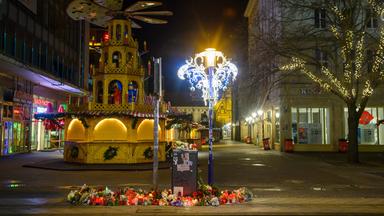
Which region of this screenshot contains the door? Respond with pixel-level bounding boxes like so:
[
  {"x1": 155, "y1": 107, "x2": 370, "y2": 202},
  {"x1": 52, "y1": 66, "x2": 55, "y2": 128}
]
[{"x1": 2, "y1": 121, "x2": 13, "y2": 155}]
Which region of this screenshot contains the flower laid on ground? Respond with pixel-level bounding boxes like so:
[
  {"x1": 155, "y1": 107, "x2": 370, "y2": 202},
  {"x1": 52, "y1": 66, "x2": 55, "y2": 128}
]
[{"x1": 67, "y1": 184, "x2": 253, "y2": 207}]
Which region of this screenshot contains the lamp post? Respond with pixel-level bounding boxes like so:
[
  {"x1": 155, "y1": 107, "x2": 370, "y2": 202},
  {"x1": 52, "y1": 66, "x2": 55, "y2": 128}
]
[{"x1": 178, "y1": 48, "x2": 238, "y2": 185}]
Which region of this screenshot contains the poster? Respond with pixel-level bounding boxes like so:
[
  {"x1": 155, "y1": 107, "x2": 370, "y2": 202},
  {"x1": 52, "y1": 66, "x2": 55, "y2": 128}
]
[
  {"x1": 298, "y1": 123, "x2": 308, "y2": 144},
  {"x1": 172, "y1": 150, "x2": 198, "y2": 196}
]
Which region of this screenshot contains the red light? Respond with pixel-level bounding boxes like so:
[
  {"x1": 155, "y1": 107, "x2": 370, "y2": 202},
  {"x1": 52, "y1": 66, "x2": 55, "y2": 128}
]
[{"x1": 103, "y1": 32, "x2": 110, "y2": 41}]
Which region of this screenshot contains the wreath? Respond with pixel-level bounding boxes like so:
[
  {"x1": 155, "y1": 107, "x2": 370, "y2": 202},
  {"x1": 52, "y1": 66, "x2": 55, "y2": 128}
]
[
  {"x1": 104, "y1": 146, "x2": 118, "y2": 161},
  {"x1": 143, "y1": 147, "x2": 153, "y2": 160},
  {"x1": 70, "y1": 146, "x2": 79, "y2": 159}
]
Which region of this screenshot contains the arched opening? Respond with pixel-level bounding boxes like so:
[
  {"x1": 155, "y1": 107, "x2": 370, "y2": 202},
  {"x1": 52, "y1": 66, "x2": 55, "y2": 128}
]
[
  {"x1": 116, "y1": 24, "x2": 121, "y2": 41},
  {"x1": 96, "y1": 81, "x2": 103, "y2": 103},
  {"x1": 126, "y1": 52, "x2": 133, "y2": 65},
  {"x1": 94, "y1": 118, "x2": 127, "y2": 140},
  {"x1": 67, "y1": 119, "x2": 85, "y2": 140},
  {"x1": 108, "y1": 80, "x2": 122, "y2": 104},
  {"x1": 128, "y1": 81, "x2": 138, "y2": 103},
  {"x1": 137, "y1": 119, "x2": 161, "y2": 141},
  {"x1": 112, "y1": 51, "x2": 121, "y2": 68}
]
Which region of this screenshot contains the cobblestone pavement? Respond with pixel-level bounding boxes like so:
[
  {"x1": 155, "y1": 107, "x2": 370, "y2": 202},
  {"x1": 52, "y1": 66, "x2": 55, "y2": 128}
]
[{"x1": 0, "y1": 140, "x2": 383, "y2": 215}]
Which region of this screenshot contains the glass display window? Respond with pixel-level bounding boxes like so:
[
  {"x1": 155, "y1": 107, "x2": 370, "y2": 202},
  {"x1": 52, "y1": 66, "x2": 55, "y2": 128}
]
[
  {"x1": 344, "y1": 107, "x2": 383, "y2": 145},
  {"x1": 291, "y1": 107, "x2": 330, "y2": 144}
]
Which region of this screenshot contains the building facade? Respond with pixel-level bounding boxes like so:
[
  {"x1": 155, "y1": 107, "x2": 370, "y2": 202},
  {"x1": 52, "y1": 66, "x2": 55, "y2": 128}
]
[
  {"x1": 242, "y1": 0, "x2": 384, "y2": 152},
  {"x1": 0, "y1": 0, "x2": 88, "y2": 155}
]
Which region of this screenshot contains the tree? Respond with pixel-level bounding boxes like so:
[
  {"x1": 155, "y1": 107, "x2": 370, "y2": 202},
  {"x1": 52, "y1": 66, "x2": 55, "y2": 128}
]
[{"x1": 265, "y1": 0, "x2": 384, "y2": 163}]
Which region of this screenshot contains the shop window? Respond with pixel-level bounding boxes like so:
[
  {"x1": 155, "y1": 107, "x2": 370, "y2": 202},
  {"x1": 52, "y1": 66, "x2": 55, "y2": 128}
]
[
  {"x1": 116, "y1": 24, "x2": 121, "y2": 41},
  {"x1": 112, "y1": 51, "x2": 121, "y2": 68},
  {"x1": 128, "y1": 81, "x2": 138, "y2": 103},
  {"x1": 344, "y1": 107, "x2": 382, "y2": 144},
  {"x1": 108, "y1": 80, "x2": 122, "y2": 105},
  {"x1": 291, "y1": 107, "x2": 330, "y2": 144},
  {"x1": 96, "y1": 81, "x2": 103, "y2": 103}
]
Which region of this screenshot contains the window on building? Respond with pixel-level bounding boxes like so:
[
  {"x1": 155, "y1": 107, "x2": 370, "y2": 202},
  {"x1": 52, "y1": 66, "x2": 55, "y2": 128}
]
[
  {"x1": 314, "y1": 8, "x2": 326, "y2": 28},
  {"x1": 366, "y1": 49, "x2": 374, "y2": 72},
  {"x1": 315, "y1": 48, "x2": 328, "y2": 71},
  {"x1": 366, "y1": 8, "x2": 378, "y2": 29},
  {"x1": 344, "y1": 107, "x2": 383, "y2": 145},
  {"x1": 291, "y1": 107, "x2": 330, "y2": 144}
]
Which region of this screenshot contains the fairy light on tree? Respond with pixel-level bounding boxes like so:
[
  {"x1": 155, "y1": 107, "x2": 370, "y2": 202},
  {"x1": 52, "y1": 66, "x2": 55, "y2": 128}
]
[
  {"x1": 178, "y1": 48, "x2": 238, "y2": 185},
  {"x1": 277, "y1": 0, "x2": 384, "y2": 163}
]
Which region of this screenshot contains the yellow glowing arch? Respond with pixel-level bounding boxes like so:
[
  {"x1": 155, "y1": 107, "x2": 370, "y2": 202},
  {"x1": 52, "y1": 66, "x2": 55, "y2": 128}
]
[
  {"x1": 94, "y1": 118, "x2": 127, "y2": 140},
  {"x1": 67, "y1": 118, "x2": 86, "y2": 140},
  {"x1": 137, "y1": 119, "x2": 161, "y2": 141}
]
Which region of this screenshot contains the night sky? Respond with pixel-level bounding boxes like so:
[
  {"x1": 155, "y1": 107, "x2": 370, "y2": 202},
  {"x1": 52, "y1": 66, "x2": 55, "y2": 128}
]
[{"x1": 132, "y1": 0, "x2": 249, "y2": 105}]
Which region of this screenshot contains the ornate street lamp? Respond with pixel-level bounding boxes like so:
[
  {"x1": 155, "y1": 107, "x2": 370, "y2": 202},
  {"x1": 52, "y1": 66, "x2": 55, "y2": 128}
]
[{"x1": 177, "y1": 48, "x2": 238, "y2": 185}]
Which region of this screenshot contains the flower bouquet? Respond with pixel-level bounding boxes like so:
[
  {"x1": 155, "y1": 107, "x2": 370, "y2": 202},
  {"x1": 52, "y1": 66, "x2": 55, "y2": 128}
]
[{"x1": 67, "y1": 184, "x2": 253, "y2": 207}]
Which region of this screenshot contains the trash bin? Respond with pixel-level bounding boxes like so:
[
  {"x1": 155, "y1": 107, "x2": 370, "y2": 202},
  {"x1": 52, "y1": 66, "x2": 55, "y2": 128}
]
[
  {"x1": 172, "y1": 149, "x2": 198, "y2": 196},
  {"x1": 263, "y1": 138, "x2": 270, "y2": 150},
  {"x1": 338, "y1": 139, "x2": 348, "y2": 153},
  {"x1": 284, "y1": 139, "x2": 294, "y2": 152}
]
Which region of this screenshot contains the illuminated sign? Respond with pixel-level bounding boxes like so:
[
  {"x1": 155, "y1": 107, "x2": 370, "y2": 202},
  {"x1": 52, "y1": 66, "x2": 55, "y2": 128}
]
[
  {"x1": 89, "y1": 42, "x2": 102, "y2": 47},
  {"x1": 33, "y1": 98, "x2": 51, "y2": 106},
  {"x1": 36, "y1": 107, "x2": 47, "y2": 113}
]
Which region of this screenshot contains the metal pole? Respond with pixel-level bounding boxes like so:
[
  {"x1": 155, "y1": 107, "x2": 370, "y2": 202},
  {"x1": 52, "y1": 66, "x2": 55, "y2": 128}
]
[
  {"x1": 208, "y1": 66, "x2": 214, "y2": 185},
  {"x1": 153, "y1": 58, "x2": 161, "y2": 191},
  {"x1": 153, "y1": 97, "x2": 159, "y2": 190}
]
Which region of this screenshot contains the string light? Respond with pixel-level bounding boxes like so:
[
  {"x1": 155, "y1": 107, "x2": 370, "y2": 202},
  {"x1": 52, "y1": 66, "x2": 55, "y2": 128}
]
[
  {"x1": 178, "y1": 49, "x2": 238, "y2": 105},
  {"x1": 280, "y1": 1, "x2": 384, "y2": 104}
]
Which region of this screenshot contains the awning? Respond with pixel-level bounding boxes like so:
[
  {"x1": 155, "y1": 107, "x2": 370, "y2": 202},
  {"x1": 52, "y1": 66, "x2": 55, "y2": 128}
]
[{"x1": 0, "y1": 54, "x2": 87, "y2": 96}]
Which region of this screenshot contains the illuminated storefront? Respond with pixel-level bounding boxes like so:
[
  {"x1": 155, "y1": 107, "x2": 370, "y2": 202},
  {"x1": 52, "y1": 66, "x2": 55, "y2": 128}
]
[
  {"x1": 0, "y1": 89, "x2": 33, "y2": 155},
  {"x1": 344, "y1": 107, "x2": 384, "y2": 145},
  {"x1": 31, "y1": 96, "x2": 66, "y2": 151}
]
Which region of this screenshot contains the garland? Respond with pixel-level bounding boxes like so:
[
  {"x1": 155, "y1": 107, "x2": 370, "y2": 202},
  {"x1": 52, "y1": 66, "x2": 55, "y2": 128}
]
[
  {"x1": 143, "y1": 147, "x2": 153, "y2": 159},
  {"x1": 104, "y1": 146, "x2": 118, "y2": 161},
  {"x1": 131, "y1": 117, "x2": 138, "y2": 129},
  {"x1": 70, "y1": 146, "x2": 79, "y2": 159},
  {"x1": 79, "y1": 117, "x2": 89, "y2": 128}
]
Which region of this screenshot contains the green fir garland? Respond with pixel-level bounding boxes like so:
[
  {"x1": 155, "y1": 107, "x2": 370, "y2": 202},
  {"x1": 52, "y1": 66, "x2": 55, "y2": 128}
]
[
  {"x1": 143, "y1": 147, "x2": 153, "y2": 159},
  {"x1": 104, "y1": 146, "x2": 118, "y2": 161},
  {"x1": 70, "y1": 146, "x2": 79, "y2": 159}
]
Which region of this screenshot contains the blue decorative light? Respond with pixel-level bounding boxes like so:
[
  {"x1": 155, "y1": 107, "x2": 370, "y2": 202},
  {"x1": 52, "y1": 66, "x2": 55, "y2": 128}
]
[{"x1": 177, "y1": 49, "x2": 238, "y2": 105}]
